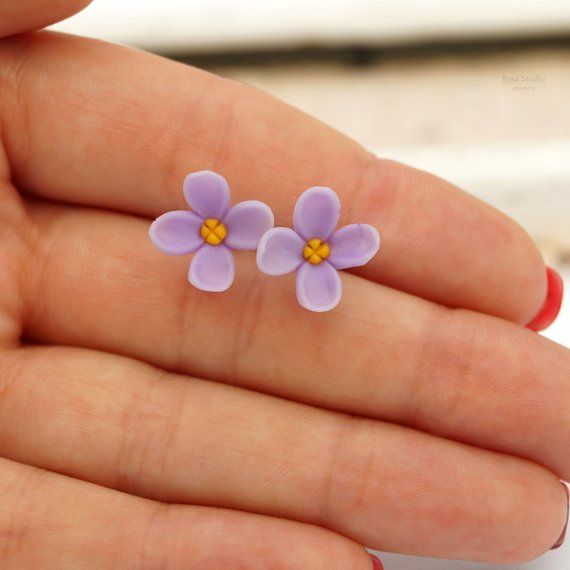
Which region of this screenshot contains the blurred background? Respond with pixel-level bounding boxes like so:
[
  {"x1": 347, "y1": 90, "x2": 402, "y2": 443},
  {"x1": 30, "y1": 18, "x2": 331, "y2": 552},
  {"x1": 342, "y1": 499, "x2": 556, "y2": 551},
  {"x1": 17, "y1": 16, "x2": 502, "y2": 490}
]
[{"x1": 53, "y1": 2, "x2": 569, "y2": 567}]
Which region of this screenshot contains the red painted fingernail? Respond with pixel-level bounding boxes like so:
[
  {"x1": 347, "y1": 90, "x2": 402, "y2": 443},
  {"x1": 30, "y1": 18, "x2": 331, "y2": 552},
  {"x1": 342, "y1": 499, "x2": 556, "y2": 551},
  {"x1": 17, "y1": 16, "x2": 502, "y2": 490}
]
[
  {"x1": 369, "y1": 553, "x2": 384, "y2": 569},
  {"x1": 551, "y1": 483, "x2": 569, "y2": 550},
  {"x1": 526, "y1": 267, "x2": 564, "y2": 331}
]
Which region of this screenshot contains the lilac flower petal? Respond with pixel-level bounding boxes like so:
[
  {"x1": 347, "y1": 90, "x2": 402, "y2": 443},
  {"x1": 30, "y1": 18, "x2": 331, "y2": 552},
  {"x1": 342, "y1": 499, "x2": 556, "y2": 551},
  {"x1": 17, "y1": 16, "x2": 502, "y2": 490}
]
[
  {"x1": 256, "y1": 227, "x2": 304, "y2": 276},
  {"x1": 188, "y1": 244, "x2": 235, "y2": 292},
  {"x1": 183, "y1": 170, "x2": 230, "y2": 220},
  {"x1": 149, "y1": 210, "x2": 203, "y2": 255},
  {"x1": 296, "y1": 261, "x2": 342, "y2": 312},
  {"x1": 328, "y1": 224, "x2": 381, "y2": 270},
  {"x1": 293, "y1": 186, "x2": 341, "y2": 241},
  {"x1": 223, "y1": 200, "x2": 274, "y2": 250}
]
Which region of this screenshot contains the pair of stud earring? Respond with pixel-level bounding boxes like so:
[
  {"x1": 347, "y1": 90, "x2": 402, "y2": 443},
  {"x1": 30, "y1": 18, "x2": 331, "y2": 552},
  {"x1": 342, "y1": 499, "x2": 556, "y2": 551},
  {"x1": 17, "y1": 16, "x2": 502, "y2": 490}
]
[{"x1": 149, "y1": 170, "x2": 380, "y2": 312}]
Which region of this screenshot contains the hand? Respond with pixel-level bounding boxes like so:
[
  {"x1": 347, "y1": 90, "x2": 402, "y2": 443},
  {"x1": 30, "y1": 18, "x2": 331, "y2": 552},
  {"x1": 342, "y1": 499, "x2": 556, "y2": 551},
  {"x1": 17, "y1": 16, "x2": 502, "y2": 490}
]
[{"x1": 0, "y1": 1, "x2": 567, "y2": 568}]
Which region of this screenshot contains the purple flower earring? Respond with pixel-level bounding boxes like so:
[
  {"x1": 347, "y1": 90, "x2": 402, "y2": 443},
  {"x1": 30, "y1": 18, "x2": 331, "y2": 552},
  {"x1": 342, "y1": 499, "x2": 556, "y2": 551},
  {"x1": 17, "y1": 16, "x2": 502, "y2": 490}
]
[
  {"x1": 256, "y1": 186, "x2": 380, "y2": 312},
  {"x1": 149, "y1": 171, "x2": 274, "y2": 292}
]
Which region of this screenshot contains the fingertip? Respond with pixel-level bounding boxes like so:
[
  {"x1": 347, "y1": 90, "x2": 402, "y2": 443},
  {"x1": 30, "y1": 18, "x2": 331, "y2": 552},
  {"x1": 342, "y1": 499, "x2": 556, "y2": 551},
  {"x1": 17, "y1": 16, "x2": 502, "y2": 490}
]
[
  {"x1": 355, "y1": 158, "x2": 552, "y2": 325},
  {"x1": 526, "y1": 267, "x2": 564, "y2": 332},
  {"x1": 550, "y1": 483, "x2": 569, "y2": 550},
  {"x1": 368, "y1": 552, "x2": 384, "y2": 569},
  {"x1": 0, "y1": 0, "x2": 93, "y2": 38}
]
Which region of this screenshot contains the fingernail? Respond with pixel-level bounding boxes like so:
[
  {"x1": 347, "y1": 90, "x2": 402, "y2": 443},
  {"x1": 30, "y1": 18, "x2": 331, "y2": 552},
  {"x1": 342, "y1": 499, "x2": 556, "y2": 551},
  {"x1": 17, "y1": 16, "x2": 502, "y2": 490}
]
[
  {"x1": 551, "y1": 483, "x2": 569, "y2": 550},
  {"x1": 369, "y1": 553, "x2": 384, "y2": 569},
  {"x1": 526, "y1": 267, "x2": 564, "y2": 331}
]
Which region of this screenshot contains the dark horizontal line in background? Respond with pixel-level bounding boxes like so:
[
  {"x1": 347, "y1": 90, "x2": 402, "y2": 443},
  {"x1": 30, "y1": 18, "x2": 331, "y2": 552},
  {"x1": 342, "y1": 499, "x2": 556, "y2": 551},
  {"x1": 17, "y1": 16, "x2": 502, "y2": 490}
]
[{"x1": 174, "y1": 34, "x2": 570, "y2": 68}]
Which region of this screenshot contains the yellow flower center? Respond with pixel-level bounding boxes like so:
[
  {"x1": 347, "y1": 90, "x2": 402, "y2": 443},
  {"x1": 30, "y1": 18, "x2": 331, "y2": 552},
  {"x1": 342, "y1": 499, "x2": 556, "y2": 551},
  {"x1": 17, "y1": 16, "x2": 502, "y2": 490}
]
[
  {"x1": 200, "y1": 218, "x2": 227, "y2": 246},
  {"x1": 303, "y1": 238, "x2": 330, "y2": 265}
]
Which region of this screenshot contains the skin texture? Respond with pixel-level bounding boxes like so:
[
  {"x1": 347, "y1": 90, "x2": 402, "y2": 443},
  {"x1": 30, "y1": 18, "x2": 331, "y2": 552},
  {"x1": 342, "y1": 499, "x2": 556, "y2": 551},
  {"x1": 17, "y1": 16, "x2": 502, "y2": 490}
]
[
  {"x1": 0, "y1": 0, "x2": 568, "y2": 567},
  {"x1": 0, "y1": 0, "x2": 93, "y2": 37}
]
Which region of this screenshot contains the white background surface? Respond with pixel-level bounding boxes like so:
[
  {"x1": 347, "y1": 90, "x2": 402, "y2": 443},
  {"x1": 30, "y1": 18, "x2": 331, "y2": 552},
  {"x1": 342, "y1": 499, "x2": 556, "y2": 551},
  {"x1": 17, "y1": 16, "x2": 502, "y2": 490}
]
[
  {"x1": 52, "y1": 0, "x2": 570, "y2": 52},
  {"x1": 54, "y1": 2, "x2": 570, "y2": 567}
]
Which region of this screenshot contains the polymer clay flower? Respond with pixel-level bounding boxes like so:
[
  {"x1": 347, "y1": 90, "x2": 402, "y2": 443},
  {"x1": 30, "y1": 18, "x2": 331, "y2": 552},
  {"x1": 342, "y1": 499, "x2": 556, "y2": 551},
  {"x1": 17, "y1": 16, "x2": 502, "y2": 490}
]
[
  {"x1": 257, "y1": 186, "x2": 380, "y2": 312},
  {"x1": 150, "y1": 171, "x2": 274, "y2": 292}
]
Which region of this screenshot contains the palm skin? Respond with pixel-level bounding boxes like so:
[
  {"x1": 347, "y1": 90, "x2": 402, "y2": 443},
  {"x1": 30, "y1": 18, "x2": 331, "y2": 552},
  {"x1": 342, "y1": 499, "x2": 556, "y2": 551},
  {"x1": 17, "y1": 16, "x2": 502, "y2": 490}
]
[{"x1": 0, "y1": 1, "x2": 567, "y2": 568}]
